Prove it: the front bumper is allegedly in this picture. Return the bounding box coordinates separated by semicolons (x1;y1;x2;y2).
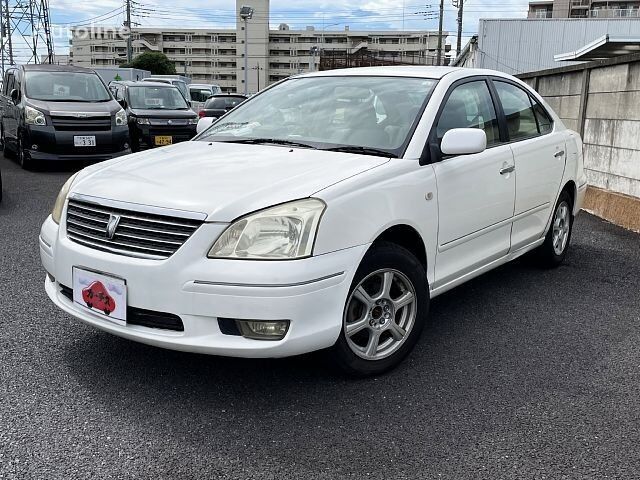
40;215;367;358
24;125;130;161
132;124;197;149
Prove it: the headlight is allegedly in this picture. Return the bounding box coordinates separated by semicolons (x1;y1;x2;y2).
188;117;199;125
115;108;127;126
209;198;326;260
136;117;150;125
52;172;80;224
25;105;46;126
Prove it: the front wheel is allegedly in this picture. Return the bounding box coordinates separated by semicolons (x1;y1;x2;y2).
17;134;33;170
331;242;429;377
535;191;574;268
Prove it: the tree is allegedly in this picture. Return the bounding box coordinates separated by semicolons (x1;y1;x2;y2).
120;52;176;75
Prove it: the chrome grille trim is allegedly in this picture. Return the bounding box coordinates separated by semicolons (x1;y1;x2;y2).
65;197;205;260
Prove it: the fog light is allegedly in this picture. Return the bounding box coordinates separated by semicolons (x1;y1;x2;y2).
32;144;39;150
236;320;289;341
124;143;130;150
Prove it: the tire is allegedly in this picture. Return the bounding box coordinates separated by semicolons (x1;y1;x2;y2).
103;310;111;316
1;129;15;159
331;241;429;377
17;134;34;170
86;302;93;309
535;190;574;268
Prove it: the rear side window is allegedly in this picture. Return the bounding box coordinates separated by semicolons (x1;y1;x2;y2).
436;80;500;147
494;81;538;141
532;100;553;134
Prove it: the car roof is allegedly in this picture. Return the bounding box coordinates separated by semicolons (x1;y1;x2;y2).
132;81;177;88
20;64;98;74
298;66;515;81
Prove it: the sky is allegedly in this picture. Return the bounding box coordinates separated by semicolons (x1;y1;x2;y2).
40;0;531;59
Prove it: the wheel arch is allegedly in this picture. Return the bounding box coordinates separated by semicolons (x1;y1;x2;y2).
370;224;428;272
561;180;577;211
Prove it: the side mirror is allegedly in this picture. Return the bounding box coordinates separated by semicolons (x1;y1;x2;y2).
196;117;215;134
10;88;19;104
440;128;487;156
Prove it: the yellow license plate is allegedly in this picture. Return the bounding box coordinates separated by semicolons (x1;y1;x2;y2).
155;136;173;146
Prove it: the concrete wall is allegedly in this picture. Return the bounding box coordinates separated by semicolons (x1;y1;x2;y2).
520;53;640;230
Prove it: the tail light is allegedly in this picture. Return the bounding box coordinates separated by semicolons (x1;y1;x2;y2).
198;110;205;118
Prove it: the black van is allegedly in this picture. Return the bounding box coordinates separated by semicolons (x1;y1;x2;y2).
0;65;130;169
109;81;198;152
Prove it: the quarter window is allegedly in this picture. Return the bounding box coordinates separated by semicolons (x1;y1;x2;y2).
436;81;500;147
494;81;539;141
532;100;553;134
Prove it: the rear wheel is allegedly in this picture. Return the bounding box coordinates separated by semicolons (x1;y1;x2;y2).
331;242;429;377
535;191;574;268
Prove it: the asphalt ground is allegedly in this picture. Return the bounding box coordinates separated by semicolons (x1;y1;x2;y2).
1;153;639;479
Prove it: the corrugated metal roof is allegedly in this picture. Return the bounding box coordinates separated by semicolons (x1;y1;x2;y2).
476;18;640;74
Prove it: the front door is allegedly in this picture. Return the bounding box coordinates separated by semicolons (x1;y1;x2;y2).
430;79;516;288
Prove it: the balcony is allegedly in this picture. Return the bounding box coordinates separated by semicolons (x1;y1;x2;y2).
589;8;640;18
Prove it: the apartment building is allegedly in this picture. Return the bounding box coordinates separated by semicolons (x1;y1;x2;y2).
528;0;640;18
69;0;446;93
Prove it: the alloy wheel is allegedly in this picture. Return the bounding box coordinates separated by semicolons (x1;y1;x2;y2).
343;269;417;360
552;201;570;256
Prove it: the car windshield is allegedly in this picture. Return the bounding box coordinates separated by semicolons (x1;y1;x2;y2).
190;87;212;103
196;76;437;156
25;71;111;102
128;86;189;110
205;96;245;109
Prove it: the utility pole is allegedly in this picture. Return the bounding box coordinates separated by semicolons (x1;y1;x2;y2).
436;0;444;66
125;0;132;63
455;0;464;57
251;62;263;91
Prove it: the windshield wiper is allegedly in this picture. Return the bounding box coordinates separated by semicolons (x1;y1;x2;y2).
323;145;396;158
220;138;317;149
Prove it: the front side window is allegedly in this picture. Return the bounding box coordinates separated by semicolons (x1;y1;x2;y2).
127;86;189;110
436;80;500;146
494;81;539;141
24;72;111;102
197;76;437;157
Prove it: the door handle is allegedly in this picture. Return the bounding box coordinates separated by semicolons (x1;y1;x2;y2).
554;150;565;158
500;165;515;175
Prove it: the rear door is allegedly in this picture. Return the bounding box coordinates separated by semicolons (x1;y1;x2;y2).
491;79;566;250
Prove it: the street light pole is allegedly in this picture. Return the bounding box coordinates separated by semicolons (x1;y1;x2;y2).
239;5;254;95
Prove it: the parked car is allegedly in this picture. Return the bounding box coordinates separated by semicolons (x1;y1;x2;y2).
40;67;587;376
109;81;198;151
0;163;3;202
142;77;189;102
189;84;222;103
0;64;130;169
198;93;247;119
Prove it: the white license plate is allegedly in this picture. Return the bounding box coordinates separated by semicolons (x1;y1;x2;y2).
74;136;96;147
72;267;127;324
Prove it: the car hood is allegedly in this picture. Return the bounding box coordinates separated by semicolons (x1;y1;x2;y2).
129;108;196;119
26;99;120;115
71;141;390;222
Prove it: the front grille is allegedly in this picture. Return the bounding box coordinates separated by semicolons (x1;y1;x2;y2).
65;198;204;260
59;284;184;331
51;115;112;131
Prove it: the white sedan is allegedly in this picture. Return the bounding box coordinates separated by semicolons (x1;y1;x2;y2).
40;67;587;376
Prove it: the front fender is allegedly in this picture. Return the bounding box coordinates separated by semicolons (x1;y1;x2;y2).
313;160;438;285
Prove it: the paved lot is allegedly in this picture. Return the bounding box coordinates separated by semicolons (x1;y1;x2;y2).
1;154;639;479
